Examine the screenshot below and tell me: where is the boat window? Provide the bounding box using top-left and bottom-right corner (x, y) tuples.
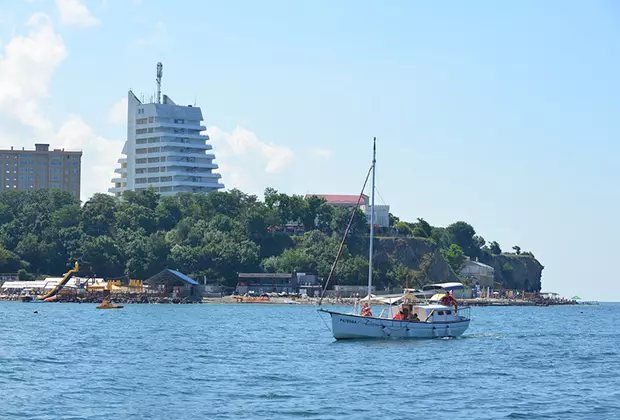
(446, 310), (452, 315)
(437, 311), (444, 315)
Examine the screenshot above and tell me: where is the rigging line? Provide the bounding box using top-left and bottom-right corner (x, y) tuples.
(316, 310), (332, 333)
(374, 186), (387, 207)
(318, 164), (373, 306)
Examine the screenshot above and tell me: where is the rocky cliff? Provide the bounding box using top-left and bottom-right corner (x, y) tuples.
(487, 254), (544, 292)
(372, 237), (543, 292)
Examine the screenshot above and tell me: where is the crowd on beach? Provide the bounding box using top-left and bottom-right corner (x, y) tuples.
(0, 289), (579, 306)
(0, 291), (200, 304)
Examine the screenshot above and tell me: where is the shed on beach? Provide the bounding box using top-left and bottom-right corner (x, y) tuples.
(236, 273), (296, 294)
(144, 269), (199, 299)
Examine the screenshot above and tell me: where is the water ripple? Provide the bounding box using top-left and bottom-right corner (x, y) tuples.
(1, 302), (619, 419)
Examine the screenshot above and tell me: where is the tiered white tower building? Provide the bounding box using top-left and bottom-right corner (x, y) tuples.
(109, 63), (224, 197)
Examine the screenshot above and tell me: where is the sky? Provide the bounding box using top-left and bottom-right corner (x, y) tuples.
(1, 0), (619, 301)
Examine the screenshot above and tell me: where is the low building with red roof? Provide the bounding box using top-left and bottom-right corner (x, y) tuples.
(305, 194), (368, 207)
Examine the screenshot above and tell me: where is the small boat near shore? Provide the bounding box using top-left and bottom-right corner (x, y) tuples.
(317, 138), (471, 340)
(96, 300), (124, 310)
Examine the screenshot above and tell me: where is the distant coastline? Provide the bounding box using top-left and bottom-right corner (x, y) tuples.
(1, 188), (544, 298)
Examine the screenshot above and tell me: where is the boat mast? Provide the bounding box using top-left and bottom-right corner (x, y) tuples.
(367, 137), (376, 301)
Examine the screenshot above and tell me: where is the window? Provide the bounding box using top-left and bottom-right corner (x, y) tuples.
(147, 157), (160, 163)
(160, 176), (172, 182)
(136, 148), (148, 154)
(174, 118), (185, 124)
(136, 158), (147, 164)
(159, 186), (172, 192)
(446, 310), (452, 315)
(437, 311), (444, 316)
(147, 147), (160, 153)
(148, 117), (154, 123)
(136, 128), (148, 134)
(136, 139), (148, 144)
(135, 169), (146, 174)
(147, 177), (160, 183)
(147, 128), (154, 133)
(136, 118), (148, 124)
(147, 167), (159, 173)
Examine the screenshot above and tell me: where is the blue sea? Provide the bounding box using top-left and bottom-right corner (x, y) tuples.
(1, 302), (618, 419)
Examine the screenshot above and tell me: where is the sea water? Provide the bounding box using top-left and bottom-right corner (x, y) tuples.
(1, 302), (618, 419)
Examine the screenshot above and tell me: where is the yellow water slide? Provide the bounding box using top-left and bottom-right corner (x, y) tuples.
(36, 262), (80, 300)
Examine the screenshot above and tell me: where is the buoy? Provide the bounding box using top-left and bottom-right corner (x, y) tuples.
(34, 310), (38, 314)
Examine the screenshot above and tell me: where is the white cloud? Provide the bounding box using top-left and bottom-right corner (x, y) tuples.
(309, 148), (333, 159)
(208, 126), (294, 194)
(56, 115), (123, 200)
(0, 13), (66, 137)
(1, 14), (121, 202)
(56, 0), (99, 28)
(108, 97), (127, 125)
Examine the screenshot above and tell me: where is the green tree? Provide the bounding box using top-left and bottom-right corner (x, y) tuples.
(441, 244), (466, 273)
(155, 196), (182, 231)
(302, 195), (332, 231)
(387, 263), (413, 288)
(79, 235), (124, 277)
(0, 245), (24, 272)
(412, 218), (432, 238)
(81, 193), (118, 236)
(489, 241), (501, 255)
(512, 245), (521, 255)
(394, 221), (412, 235)
(447, 221), (478, 257)
(331, 207), (367, 235)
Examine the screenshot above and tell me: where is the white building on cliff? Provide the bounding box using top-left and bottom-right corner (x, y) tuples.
(109, 63), (224, 197)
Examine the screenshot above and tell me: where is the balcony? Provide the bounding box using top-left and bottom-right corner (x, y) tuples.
(160, 142), (210, 151)
(140, 121), (207, 131)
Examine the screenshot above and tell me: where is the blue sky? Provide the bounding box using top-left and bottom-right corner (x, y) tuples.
(1, 0), (619, 301)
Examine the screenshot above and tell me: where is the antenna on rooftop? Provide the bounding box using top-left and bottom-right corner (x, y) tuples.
(156, 62), (163, 104)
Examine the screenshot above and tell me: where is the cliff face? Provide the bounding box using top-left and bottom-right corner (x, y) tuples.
(373, 237), (461, 285)
(371, 237), (543, 291)
(488, 254), (544, 292)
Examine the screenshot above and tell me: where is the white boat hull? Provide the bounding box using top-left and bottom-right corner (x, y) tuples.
(323, 310), (470, 340)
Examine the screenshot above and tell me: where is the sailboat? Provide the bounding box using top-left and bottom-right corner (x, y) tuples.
(318, 138), (471, 339)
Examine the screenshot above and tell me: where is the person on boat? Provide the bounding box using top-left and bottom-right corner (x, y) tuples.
(440, 291), (455, 305)
(394, 310), (405, 320)
(440, 291), (458, 311)
(360, 303), (373, 317)
(407, 312), (419, 322)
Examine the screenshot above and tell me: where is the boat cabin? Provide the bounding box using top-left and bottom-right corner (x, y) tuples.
(391, 303), (460, 323)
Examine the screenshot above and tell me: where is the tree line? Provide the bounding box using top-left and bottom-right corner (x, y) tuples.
(0, 188), (532, 289)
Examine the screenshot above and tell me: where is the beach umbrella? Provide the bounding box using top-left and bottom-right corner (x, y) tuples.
(571, 295), (581, 300)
